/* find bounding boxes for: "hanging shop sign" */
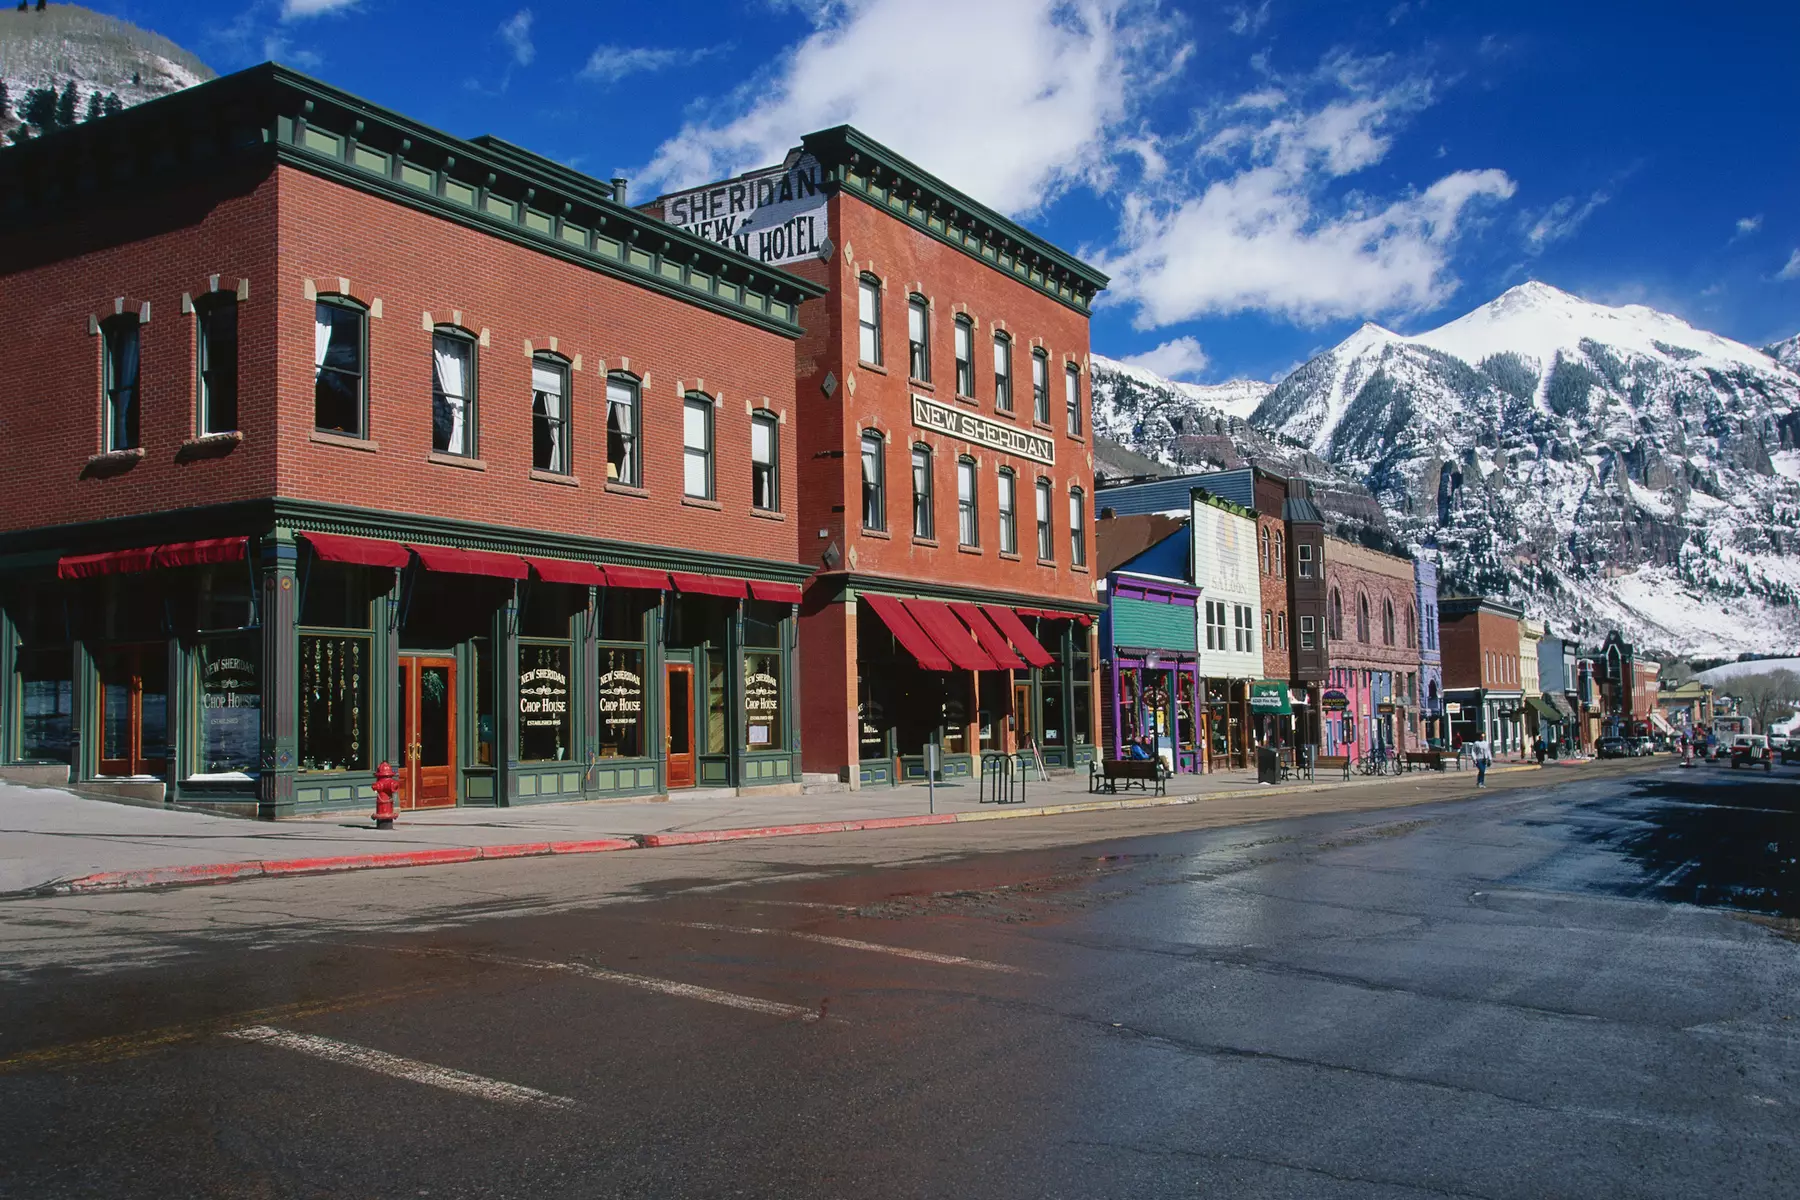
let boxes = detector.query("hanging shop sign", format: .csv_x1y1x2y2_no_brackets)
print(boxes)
1249,681,1292,714
660,153,829,266
912,394,1055,466
1377,701,1397,714
1321,689,1349,712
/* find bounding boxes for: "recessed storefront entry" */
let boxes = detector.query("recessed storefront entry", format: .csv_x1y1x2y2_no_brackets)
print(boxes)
97,644,167,778
665,663,696,789
398,655,456,809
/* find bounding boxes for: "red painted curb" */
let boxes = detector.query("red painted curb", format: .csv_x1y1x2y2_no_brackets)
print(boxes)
640,812,958,847
58,860,268,893
259,848,483,876
546,838,639,855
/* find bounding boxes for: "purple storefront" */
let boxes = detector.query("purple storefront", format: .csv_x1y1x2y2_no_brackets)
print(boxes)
1099,573,1204,774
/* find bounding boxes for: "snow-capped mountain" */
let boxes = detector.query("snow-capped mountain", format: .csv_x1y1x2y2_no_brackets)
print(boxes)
1,4,210,140
1766,332,1800,373
1247,281,1800,656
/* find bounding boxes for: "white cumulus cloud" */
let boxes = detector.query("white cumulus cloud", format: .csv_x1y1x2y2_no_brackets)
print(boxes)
1101,59,1516,327
282,0,358,18
635,0,1189,216
1118,336,1211,380
499,10,535,67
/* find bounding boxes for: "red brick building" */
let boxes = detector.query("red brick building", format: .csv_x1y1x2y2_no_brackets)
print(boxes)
1251,470,1327,748
1440,596,1526,755
652,128,1109,784
0,66,821,815
1322,536,1423,760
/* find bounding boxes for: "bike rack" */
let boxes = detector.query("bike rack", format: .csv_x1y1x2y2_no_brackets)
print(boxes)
979,752,1027,805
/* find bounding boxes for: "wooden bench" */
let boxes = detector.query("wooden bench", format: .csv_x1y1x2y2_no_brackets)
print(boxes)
1091,758,1167,796
1404,750,1447,772
1314,754,1351,781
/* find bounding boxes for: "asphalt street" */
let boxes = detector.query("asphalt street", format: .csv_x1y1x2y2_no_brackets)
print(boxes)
2,759,1797,1198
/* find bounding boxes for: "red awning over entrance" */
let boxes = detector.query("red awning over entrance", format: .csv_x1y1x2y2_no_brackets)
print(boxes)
602,565,670,591
524,556,607,587
749,580,804,604
301,532,412,569
950,602,1025,670
156,537,248,568
860,593,953,672
982,604,1055,668
57,546,159,579
671,571,749,599
409,544,531,579
904,598,997,672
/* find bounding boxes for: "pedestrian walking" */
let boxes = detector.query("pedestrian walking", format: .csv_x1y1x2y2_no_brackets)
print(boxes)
1472,739,1491,788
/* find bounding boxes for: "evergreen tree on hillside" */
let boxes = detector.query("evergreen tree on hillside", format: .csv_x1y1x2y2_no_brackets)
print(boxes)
20,86,58,130
55,80,77,128
85,90,104,122
103,93,123,117
0,81,10,121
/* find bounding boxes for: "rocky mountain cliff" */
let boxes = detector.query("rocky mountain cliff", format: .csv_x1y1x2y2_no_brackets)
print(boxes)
1766,332,1800,373
1095,283,1800,657
1,4,210,140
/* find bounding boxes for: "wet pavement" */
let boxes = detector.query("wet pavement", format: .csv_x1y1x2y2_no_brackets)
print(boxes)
2,760,1798,1197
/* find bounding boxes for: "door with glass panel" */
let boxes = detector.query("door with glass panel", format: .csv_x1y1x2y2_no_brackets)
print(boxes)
1012,683,1034,754
96,645,167,777
397,655,457,809
665,663,696,789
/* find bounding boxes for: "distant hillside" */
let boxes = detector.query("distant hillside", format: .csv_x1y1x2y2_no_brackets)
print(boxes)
1,3,211,140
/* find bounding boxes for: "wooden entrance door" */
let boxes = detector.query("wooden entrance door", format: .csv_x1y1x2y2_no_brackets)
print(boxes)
1012,683,1033,754
398,655,457,809
96,645,167,777
665,663,696,789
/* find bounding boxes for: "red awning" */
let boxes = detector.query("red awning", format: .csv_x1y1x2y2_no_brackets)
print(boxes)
982,604,1055,668
1034,607,1094,626
860,593,953,672
750,580,804,604
950,602,1025,669
57,546,159,579
409,544,531,579
603,565,670,591
156,537,248,568
301,532,412,569
904,598,997,672
524,556,606,587
671,571,749,599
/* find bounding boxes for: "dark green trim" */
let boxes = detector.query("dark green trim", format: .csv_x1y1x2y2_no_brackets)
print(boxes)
802,125,1109,316
0,499,815,586
0,64,825,341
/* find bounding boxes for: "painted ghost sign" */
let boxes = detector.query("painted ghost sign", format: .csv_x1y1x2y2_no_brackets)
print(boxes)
660,153,829,267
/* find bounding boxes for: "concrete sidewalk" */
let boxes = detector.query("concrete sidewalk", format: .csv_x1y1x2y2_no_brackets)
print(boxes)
0,759,1546,897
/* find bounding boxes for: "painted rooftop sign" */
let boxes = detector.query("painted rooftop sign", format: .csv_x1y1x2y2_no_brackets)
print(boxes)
660,152,829,267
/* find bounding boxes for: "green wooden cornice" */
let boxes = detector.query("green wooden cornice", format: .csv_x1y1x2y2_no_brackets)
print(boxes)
801,126,1109,316
0,64,824,339
0,498,814,585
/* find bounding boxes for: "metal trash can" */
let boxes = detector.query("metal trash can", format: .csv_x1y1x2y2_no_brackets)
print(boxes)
1257,744,1281,785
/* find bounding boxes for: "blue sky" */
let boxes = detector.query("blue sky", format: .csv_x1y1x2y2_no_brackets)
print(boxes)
107,0,1800,382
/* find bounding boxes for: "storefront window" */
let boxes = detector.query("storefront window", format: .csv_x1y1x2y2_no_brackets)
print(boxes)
196,636,259,774
299,634,368,772
472,635,496,766
517,642,571,761
1177,673,1197,753
706,655,728,753
1070,636,1091,748
1119,668,1142,744
15,646,73,763
745,652,782,750
941,673,969,755
1040,660,1065,747
858,672,892,760
596,647,646,758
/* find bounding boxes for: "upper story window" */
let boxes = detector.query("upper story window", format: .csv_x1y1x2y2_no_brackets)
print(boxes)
1234,604,1252,653
1329,588,1343,640
860,431,886,531
1300,614,1316,650
314,298,366,438
1031,349,1049,423
1065,363,1082,437
1035,476,1053,560
1298,542,1314,578
956,457,978,547
683,393,714,498
1205,600,1227,651
1277,612,1288,649
1406,605,1417,649
606,373,641,486
907,295,930,382
1260,527,1270,574
997,467,1017,554
1383,598,1396,646
993,333,1013,412
196,295,238,436
954,316,974,396
531,355,570,474
912,444,935,540
1273,531,1285,577
1069,486,1087,567
1357,593,1371,643
751,411,779,511
1264,609,1274,649
857,275,882,366
101,315,141,452
431,327,476,457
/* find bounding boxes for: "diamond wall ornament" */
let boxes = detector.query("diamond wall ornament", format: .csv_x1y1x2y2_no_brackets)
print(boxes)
821,372,838,398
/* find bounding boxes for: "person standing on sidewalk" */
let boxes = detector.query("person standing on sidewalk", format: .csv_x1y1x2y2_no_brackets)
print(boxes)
1471,738,1492,788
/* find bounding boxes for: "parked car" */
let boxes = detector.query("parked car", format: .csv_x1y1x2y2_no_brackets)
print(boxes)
1596,736,1630,759
1783,740,1800,765
1731,734,1772,770
1633,737,1655,756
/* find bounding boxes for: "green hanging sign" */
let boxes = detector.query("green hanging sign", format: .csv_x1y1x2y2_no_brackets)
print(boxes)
1249,681,1292,714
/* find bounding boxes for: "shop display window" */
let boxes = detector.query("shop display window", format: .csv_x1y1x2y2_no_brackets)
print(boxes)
298,634,369,772
744,652,782,750
518,642,571,762
195,635,259,775
472,635,496,766
596,646,646,758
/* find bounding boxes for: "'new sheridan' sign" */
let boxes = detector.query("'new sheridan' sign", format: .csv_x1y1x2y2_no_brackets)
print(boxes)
911,395,1055,466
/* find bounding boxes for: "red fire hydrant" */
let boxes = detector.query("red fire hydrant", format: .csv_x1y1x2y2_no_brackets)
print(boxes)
371,761,401,830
